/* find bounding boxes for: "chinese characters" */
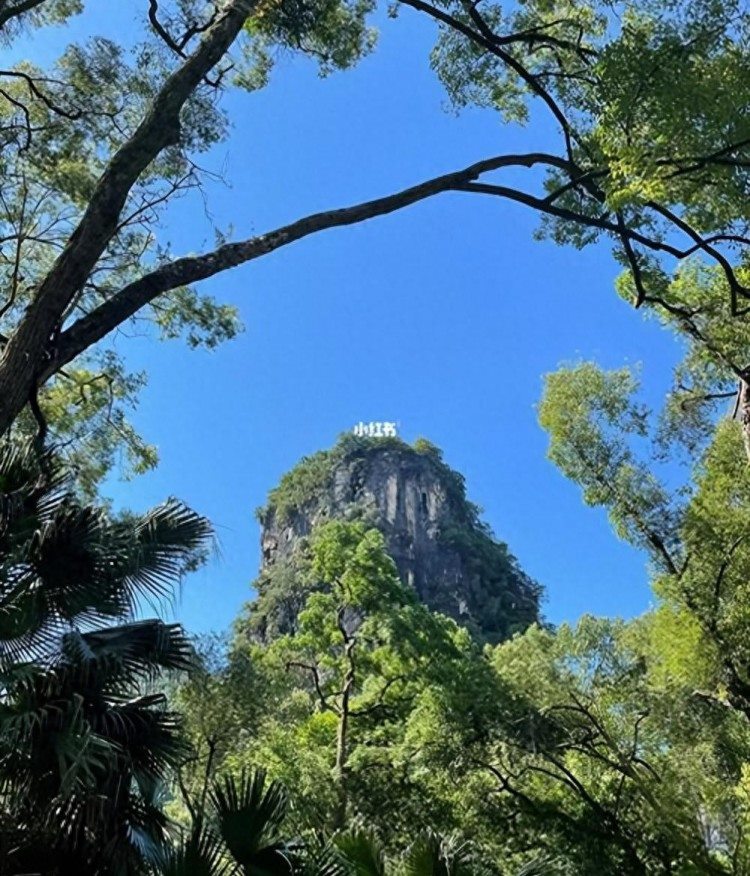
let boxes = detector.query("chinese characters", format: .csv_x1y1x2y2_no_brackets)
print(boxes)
352,421,398,438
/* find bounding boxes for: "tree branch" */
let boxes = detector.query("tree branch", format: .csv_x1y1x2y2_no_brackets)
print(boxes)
0,0,256,435
401,0,582,159
286,660,337,715
41,152,571,382
0,0,48,30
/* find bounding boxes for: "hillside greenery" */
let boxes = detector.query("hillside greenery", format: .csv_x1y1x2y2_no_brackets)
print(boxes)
251,434,540,643
258,435,473,526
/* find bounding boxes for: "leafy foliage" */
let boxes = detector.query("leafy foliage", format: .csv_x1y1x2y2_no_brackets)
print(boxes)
0,440,212,873
7,2,750,874
177,387,750,872
163,769,545,876
181,522,505,848
0,0,379,491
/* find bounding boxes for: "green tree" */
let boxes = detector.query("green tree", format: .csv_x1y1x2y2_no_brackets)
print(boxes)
404,0,750,458
180,521,500,848
0,440,212,874
161,768,554,876
179,470,750,873
479,358,750,872
537,360,750,722
476,617,744,874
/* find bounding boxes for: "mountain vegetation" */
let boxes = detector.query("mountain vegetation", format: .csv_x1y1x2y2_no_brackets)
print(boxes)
249,434,541,642
0,0,750,874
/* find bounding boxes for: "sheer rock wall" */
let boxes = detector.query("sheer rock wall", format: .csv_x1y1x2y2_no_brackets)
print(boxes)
251,438,540,642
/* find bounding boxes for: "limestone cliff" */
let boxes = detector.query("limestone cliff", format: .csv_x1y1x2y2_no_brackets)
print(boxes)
246,435,541,642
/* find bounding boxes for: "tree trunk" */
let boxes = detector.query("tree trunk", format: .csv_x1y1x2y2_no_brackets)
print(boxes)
0,0,253,436
333,637,356,830
739,377,750,462
333,698,349,830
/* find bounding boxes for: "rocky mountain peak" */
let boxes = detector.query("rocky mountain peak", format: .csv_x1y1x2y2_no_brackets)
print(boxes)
248,435,541,642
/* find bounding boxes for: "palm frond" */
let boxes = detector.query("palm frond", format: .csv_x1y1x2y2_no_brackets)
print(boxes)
158,822,232,876
515,859,559,876
334,829,386,876
210,769,294,876
119,499,214,612
298,835,346,876
401,833,443,876
61,620,197,683
400,833,477,876
0,441,212,872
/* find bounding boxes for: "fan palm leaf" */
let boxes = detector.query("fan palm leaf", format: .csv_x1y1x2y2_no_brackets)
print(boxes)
157,818,235,876
209,769,294,876
0,441,212,669
296,835,346,876
0,440,213,873
400,833,491,876
334,829,386,876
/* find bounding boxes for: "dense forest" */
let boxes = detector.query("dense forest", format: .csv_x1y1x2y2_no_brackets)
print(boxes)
1,0,750,873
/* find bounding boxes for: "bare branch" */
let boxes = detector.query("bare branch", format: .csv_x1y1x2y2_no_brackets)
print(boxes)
286,660,337,715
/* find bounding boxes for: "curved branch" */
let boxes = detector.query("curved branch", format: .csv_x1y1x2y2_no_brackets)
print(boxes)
0,0,255,435
42,152,571,381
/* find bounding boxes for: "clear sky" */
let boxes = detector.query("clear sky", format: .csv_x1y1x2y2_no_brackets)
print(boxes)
31,3,684,634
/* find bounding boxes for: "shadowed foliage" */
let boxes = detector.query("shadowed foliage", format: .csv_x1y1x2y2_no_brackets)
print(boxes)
0,440,212,875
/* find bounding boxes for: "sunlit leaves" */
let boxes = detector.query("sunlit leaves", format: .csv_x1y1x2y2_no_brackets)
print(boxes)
242,0,377,81
539,361,681,565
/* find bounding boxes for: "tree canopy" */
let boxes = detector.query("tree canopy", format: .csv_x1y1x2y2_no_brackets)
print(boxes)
3,1,750,874
1,0,749,483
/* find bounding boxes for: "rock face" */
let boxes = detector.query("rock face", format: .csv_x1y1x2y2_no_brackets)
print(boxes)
249,436,541,642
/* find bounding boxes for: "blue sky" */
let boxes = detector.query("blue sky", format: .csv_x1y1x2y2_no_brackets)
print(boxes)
34,3,683,633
